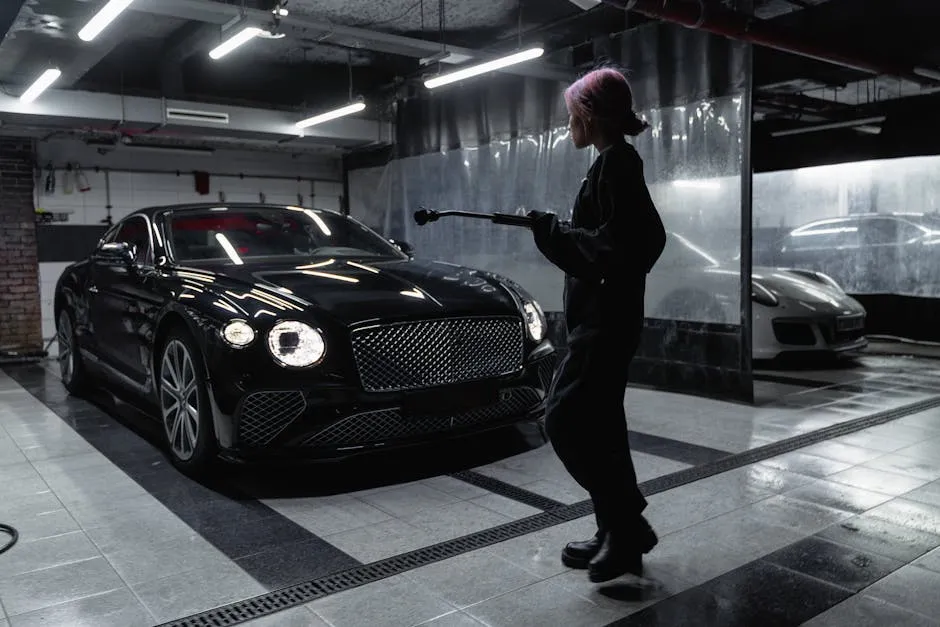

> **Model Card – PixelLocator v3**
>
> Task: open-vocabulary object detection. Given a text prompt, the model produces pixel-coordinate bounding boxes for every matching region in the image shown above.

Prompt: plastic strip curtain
[349,95,744,323]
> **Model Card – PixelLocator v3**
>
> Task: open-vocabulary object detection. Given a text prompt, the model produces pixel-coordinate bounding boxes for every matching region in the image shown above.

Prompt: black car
[54,203,556,473]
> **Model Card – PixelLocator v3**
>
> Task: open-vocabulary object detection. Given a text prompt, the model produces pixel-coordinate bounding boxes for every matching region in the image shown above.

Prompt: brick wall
[0,137,43,356]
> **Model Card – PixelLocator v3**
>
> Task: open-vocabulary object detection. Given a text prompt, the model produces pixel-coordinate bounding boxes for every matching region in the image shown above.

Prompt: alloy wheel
[57,311,73,385]
[160,339,200,461]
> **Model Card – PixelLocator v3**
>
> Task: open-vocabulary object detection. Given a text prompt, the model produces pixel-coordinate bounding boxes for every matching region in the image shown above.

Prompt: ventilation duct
[165,107,231,125]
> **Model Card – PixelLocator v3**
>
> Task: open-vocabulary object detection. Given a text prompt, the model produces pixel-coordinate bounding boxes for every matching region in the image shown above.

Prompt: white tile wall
[37,156,344,349]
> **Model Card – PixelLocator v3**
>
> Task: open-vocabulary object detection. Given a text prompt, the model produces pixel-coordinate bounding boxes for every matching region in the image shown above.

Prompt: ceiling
[1,0,939,166]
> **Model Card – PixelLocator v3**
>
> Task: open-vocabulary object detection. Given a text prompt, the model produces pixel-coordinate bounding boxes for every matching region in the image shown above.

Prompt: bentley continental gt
[54,204,555,473]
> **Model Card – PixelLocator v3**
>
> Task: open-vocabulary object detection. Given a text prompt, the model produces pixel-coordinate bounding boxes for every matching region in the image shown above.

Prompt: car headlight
[523,301,546,342]
[221,320,255,347]
[751,281,779,307]
[267,321,326,368]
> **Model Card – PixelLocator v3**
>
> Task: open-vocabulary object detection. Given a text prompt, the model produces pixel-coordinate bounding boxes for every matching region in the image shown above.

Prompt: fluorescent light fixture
[295,102,366,129]
[771,116,886,137]
[915,67,940,81]
[78,0,135,42]
[424,47,544,89]
[20,68,62,104]
[672,179,721,190]
[209,27,263,60]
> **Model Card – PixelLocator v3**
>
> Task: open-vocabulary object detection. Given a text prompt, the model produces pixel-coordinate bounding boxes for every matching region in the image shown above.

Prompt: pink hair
[564,67,648,136]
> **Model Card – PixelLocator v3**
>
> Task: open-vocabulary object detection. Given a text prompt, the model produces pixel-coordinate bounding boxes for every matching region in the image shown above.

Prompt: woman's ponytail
[622,112,649,137]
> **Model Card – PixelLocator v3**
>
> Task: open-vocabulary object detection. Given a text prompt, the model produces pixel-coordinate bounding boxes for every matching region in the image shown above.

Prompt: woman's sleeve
[531,150,664,280]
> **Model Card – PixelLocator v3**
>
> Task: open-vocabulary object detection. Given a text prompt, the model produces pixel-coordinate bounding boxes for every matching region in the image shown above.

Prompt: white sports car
[648,233,868,360]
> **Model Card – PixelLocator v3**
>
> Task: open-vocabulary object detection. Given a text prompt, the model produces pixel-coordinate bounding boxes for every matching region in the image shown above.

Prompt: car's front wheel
[158,330,217,474]
[57,309,89,396]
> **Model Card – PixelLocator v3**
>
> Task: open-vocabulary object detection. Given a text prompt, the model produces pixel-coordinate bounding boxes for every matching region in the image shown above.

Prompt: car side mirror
[94,241,136,268]
[390,239,414,257]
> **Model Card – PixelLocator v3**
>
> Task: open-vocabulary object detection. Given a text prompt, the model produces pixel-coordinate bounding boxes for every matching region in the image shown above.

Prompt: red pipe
[605,0,933,85]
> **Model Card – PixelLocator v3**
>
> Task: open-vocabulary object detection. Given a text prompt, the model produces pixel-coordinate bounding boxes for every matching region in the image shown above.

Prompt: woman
[528,67,667,583]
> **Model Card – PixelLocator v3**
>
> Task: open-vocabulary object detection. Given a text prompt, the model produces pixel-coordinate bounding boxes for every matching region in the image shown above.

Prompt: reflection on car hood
[181,258,522,325]
[753,266,863,313]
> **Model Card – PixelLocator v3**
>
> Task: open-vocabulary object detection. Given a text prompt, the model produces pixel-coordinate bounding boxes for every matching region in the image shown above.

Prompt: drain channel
[158,394,940,627]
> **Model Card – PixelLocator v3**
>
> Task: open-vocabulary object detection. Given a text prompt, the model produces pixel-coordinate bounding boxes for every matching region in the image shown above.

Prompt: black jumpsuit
[531,139,666,534]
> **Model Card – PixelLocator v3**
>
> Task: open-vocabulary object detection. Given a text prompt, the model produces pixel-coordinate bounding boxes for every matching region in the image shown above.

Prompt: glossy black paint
[54,203,555,461]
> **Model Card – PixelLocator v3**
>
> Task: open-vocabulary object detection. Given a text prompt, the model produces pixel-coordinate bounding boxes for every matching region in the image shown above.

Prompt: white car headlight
[221,320,255,347]
[523,301,546,342]
[267,321,326,368]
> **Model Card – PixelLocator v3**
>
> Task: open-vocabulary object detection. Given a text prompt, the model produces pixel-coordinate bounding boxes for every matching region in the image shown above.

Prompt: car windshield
[165,206,405,263]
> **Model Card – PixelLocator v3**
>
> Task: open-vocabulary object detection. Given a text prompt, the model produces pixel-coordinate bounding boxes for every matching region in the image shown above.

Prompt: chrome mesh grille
[350,317,525,392]
[302,388,541,448]
[238,391,307,446]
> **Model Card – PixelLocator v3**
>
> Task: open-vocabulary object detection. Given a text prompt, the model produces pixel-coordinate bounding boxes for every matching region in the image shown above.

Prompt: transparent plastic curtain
[753,155,940,297]
[349,95,744,322]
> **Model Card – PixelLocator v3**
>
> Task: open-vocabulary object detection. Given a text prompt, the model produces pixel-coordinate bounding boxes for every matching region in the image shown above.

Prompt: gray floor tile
[132,561,266,624]
[742,494,854,536]
[519,478,589,504]
[1,530,101,578]
[0,439,27,467]
[801,441,886,465]
[865,565,940,621]
[405,549,540,608]
[864,452,940,482]
[359,483,461,518]
[308,575,457,627]
[242,607,330,626]
[324,518,434,563]
[417,611,486,626]
[914,546,940,574]
[83,508,199,553]
[0,556,125,617]
[102,533,230,586]
[865,498,940,536]
[264,495,392,536]
[785,478,895,514]
[547,563,694,616]
[420,476,491,501]
[8,588,155,627]
[759,451,853,478]
[469,493,541,519]
[402,500,512,543]
[463,576,627,627]
[488,517,597,579]
[829,466,931,496]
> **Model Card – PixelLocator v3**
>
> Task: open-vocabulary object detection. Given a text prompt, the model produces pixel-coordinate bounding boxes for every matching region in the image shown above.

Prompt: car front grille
[237,391,307,446]
[350,316,525,392]
[302,387,541,448]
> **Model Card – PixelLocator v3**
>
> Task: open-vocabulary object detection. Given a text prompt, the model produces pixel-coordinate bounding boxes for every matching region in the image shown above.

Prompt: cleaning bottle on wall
[75,164,91,193]
[43,163,56,195]
[62,163,74,195]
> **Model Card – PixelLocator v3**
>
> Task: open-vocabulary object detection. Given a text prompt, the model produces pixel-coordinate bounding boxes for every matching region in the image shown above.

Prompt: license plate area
[836,315,865,332]
[401,385,500,418]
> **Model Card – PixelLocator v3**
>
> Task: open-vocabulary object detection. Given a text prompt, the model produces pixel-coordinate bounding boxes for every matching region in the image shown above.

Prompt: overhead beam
[129,0,577,84]
[0,89,392,147]
[161,22,224,96]
[0,0,25,44]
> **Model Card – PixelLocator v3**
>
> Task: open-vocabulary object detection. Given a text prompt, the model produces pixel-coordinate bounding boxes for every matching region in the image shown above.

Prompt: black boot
[561,529,606,569]
[587,518,658,583]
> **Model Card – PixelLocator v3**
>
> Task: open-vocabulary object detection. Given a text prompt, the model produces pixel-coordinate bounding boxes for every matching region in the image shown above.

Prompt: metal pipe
[603,0,935,85]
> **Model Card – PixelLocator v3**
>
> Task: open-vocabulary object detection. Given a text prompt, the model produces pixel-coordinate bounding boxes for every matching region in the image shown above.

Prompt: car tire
[56,309,90,396]
[157,328,217,474]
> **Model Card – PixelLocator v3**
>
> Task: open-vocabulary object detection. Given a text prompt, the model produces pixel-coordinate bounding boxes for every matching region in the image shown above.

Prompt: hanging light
[424,47,544,89]
[295,102,366,130]
[20,68,62,104]
[209,27,264,60]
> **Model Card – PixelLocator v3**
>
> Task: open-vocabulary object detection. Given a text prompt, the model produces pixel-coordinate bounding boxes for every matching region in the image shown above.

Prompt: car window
[784,219,859,251]
[165,206,406,263]
[112,216,153,265]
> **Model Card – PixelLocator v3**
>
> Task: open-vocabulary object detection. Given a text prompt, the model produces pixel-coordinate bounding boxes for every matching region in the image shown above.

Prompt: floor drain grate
[449,470,567,511]
[151,393,940,627]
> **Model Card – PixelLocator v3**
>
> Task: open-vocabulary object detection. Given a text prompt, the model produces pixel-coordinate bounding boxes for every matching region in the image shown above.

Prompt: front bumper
[208,350,557,460]
[754,312,868,360]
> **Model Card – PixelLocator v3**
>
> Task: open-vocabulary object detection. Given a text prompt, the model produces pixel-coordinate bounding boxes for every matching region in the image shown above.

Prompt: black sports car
[54,203,556,473]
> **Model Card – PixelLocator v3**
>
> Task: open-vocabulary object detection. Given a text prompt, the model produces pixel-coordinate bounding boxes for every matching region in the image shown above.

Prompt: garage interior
[3,0,940,625]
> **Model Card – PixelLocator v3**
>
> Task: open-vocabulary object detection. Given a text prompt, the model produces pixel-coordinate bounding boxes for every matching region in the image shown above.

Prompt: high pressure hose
[0,523,18,555]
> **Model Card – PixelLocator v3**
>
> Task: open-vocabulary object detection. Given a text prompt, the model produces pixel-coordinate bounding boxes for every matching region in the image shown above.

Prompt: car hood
[753,266,864,314]
[180,258,524,325]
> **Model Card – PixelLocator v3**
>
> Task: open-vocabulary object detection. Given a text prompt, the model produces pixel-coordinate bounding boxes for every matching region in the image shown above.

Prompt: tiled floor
[0,356,939,625]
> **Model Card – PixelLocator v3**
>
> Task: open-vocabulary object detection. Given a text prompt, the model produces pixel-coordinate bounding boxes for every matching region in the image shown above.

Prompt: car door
[89,216,162,384]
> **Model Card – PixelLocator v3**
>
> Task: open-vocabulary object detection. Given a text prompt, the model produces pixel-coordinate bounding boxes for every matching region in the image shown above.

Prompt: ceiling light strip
[209,27,264,60]
[295,102,366,130]
[424,47,545,89]
[20,69,62,104]
[78,0,136,42]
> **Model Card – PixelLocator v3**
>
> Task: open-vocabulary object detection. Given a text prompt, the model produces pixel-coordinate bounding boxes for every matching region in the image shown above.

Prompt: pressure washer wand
[413,207,533,228]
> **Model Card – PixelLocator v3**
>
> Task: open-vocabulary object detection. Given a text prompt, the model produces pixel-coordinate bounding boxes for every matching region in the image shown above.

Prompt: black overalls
[531,139,666,534]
